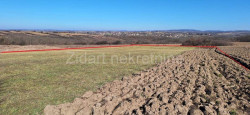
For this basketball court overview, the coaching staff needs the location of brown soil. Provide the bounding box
[218,46,250,68]
[44,48,250,115]
[232,42,250,47]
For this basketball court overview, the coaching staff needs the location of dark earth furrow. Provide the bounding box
[215,48,250,69]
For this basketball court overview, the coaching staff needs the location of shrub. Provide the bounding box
[111,40,121,45]
[74,42,86,45]
[96,41,108,45]
[182,38,232,46]
[0,39,4,45]
[19,40,26,46]
[236,35,250,42]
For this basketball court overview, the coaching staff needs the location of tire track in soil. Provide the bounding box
[44,48,250,115]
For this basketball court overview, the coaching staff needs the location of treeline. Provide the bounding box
[235,35,250,42]
[0,32,187,45]
[182,38,232,46]
[0,33,123,45]
[0,31,249,46]
[181,35,250,46]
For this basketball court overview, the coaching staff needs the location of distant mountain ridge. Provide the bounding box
[0,29,250,32]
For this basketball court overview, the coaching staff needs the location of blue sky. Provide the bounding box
[0,0,249,30]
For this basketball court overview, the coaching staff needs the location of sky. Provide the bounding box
[0,0,250,31]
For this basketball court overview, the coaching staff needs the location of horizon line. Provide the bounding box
[1,29,250,32]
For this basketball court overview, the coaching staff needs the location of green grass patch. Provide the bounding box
[218,74,223,77]
[247,74,250,79]
[0,46,194,114]
[230,110,237,115]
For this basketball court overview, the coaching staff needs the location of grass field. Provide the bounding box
[0,46,195,114]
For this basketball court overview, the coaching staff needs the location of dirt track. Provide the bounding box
[44,48,250,115]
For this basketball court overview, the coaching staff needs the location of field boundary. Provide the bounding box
[0,44,248,70]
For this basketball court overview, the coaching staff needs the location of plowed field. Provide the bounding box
[44,47,250,115]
